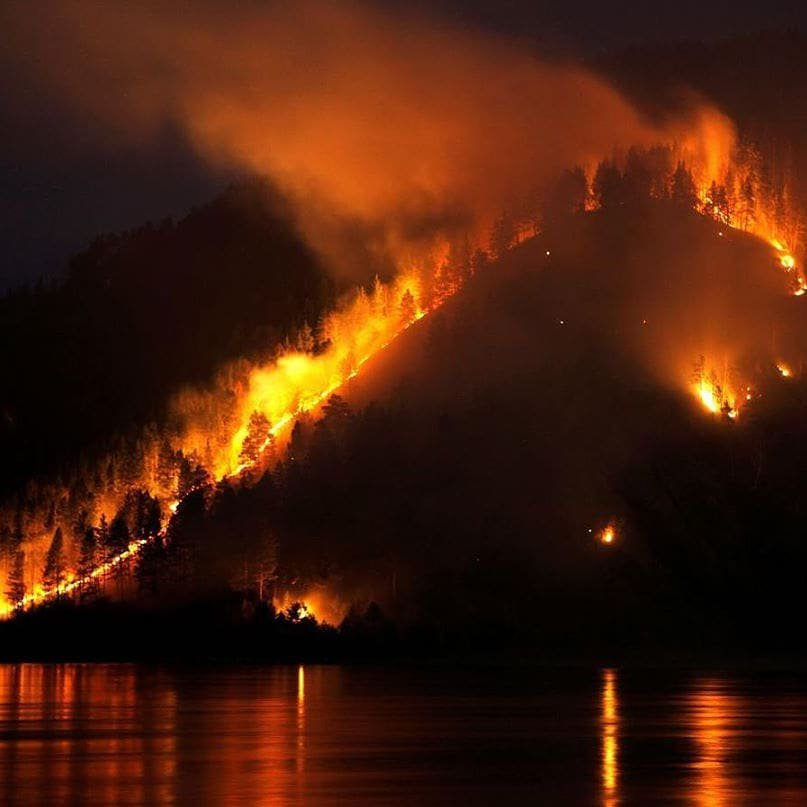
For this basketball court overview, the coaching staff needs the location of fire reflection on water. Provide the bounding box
[0,665,176,805]
[689,681,741,807]
[2,665,807,802]
[601,668,620,805]
[297,664,306,775]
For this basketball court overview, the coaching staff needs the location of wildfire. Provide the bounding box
[698,383,720,414]
[697,183,805,295]
[771,240,807,295]
[274,587,347,626]
[5,111,807,615]
[0,538,149,617]
[694,375,738,419]
[175,269,432,482]
[1,264,447,616]
[599,525,616,545]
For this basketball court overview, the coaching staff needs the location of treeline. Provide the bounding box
[7,200,807,654]
[2,392,394,623]
[141,210,807,652]
[489,139,802,267]
[0,178,336,495]
[599,30,807,222]
[0,596,397,662]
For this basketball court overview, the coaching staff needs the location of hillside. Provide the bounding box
[8,200,807,659]
[263,202,807,654]
[0,179,336,493]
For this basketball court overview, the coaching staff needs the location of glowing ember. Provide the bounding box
[693,361,739,420]
[777,363,793,378]
[600,525,616,545]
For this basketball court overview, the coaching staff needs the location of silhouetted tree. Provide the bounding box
[471,249,490,277]
[489,212,515,260]
[400,289,417,324]
[623,147,653,203]
[545,167,588,221]
[239,411,273,468]
[43,501,55,531]
[163,488,209,595]
[42,527,66,594]
[740,176,756,229]
[156,438,179,495]
[76,527,100,602]
[593,160,625,208]
[6,549,25,609]
[671,162,698,209]
[322,394,352,424]
[177,456,211,499]
[108,514,131,558]
[136,534,166,598]
[287,420,308,464]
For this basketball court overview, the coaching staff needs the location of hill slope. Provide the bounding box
[0,179,336,492]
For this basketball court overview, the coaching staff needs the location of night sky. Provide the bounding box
[0,0,804,289]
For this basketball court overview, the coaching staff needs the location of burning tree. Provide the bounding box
[42,527,66,595]
[6,549,25,609]
[76,527,100,602]
[238,410,274,468]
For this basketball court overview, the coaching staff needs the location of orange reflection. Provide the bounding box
[689,680,741,807]
[297,665,306,775]
[0,664,176,805]
[601,668,620,806]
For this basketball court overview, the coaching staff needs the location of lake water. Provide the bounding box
[1,663,807,804]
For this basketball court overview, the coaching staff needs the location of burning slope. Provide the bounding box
[1,2,806,618]
[0,265,439,615]
[174,205,807,643]
[3,127,806,617]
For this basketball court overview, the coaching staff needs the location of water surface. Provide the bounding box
[1,664,807,804]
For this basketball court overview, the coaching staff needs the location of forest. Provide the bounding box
[3,30,807,661]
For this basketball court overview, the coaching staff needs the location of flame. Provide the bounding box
[698,384,720,414]
[777,362,793,378]
[695,380,739,420]
[1,262,445,616]
[695,167,804,294]
[274,587,348,627]
[600,525,616,545]
[4,107,807,612]
[0,538,149,617]
[693,360,740,420]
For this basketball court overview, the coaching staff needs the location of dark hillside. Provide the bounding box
[0,179,336,493]
[43,202,807,659]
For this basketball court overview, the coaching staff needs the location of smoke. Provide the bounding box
[0,1,733,278]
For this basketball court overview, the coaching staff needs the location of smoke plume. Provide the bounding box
[0,1,732,276]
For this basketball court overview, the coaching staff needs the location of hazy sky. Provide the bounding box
[0,0,804,289]
[408,0,805,49]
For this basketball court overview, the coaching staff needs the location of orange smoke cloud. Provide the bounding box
[0,1,735,273]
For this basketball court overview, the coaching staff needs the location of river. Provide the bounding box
[1,663,806,804]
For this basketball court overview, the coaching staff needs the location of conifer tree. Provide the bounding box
[42,527,66,594]
[6,549,25,609]
[77,527,100,602]
[239,411,273,468]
